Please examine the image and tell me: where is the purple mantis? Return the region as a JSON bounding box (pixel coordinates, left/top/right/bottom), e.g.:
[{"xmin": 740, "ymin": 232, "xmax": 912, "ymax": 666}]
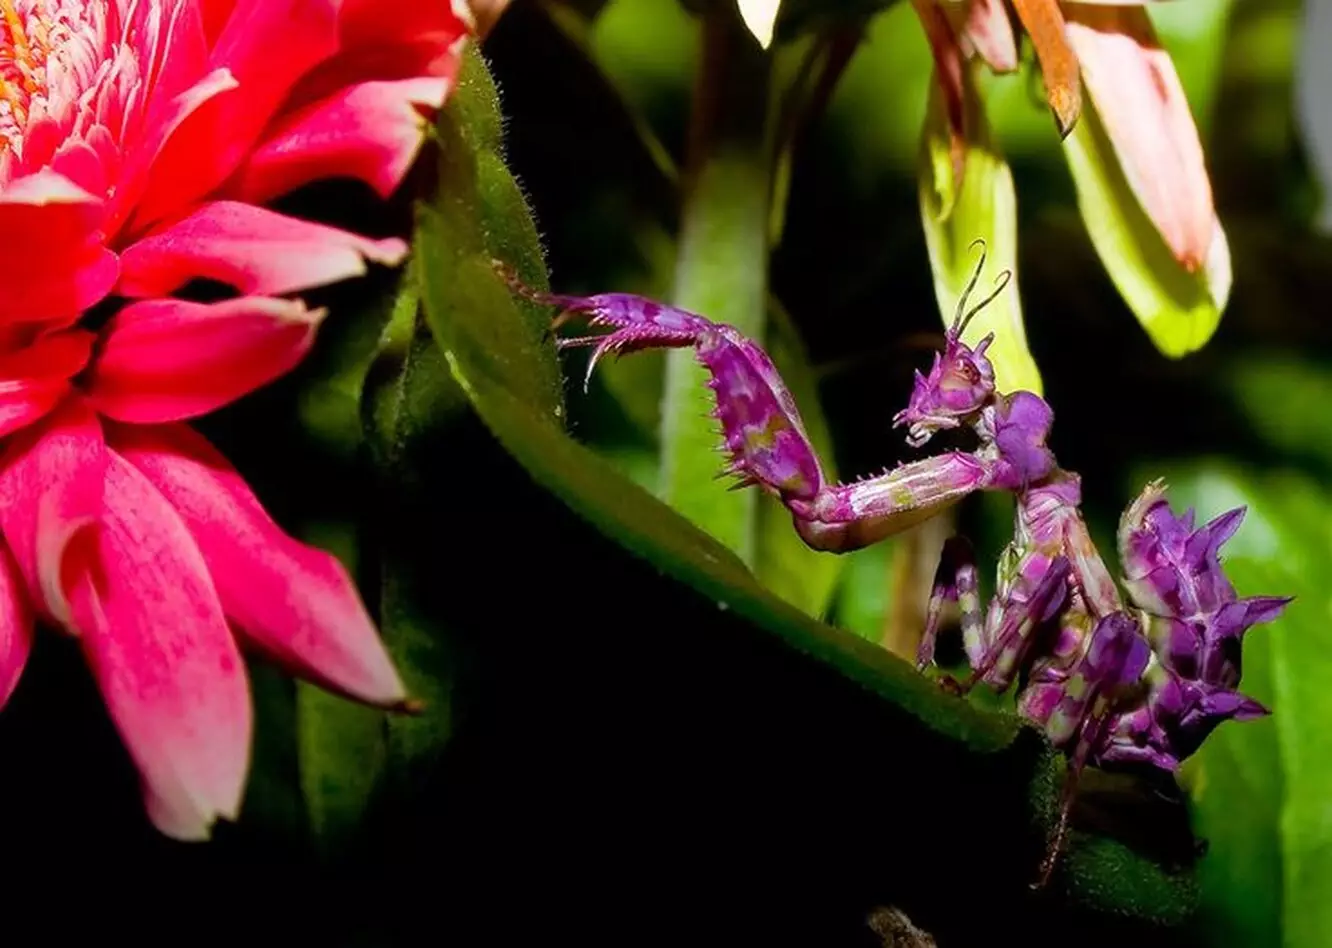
[{"xmin": 498, "ymin": 244, "xmax": 1290, "ymax": 885}]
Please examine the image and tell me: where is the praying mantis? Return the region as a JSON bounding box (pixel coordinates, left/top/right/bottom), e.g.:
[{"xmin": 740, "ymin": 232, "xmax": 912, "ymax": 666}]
[{"xmin": 498, "ymin": 244, "xmax": 1288, "ymax": 885}]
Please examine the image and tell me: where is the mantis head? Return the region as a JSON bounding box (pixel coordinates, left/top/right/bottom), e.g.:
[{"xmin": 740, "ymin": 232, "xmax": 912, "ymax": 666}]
[{"xmin": 893, "ymin": 239, "xmax": 1008, "ymax": 448}]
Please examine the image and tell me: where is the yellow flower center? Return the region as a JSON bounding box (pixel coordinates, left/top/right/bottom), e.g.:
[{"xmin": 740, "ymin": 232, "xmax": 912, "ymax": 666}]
[{"xmin": 0, "ymin": 0, "xmax": 53, "ymax": 147}]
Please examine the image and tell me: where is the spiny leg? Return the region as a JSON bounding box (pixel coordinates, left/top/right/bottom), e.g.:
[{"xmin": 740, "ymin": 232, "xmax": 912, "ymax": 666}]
[
  {"xmin": 499, "ymin": 262, "xmax": 830, "ymax": 496},
  {"xmin": 1023, "ymin": 612, "xmax": 1153, "ymax": 888},
  {"xmin": 500, "ymin": 265, "xmax": 1013, "ymax": 553},
  {"xmin": 1035, "ymin": 714, "xmax": 1099, "ymax": 889},
  {"xmin": 792, "ymin": 453, "xmax": 1001, "ymax": 554},
  {"xmin": 915, "ymin": 536, "xmax": 982, "ymax": 672}
]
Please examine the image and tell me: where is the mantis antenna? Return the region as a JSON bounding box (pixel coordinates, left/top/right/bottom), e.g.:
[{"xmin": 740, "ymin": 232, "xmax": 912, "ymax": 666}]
[{"xmin": 950, "ymin": 238, "xmax": 1013, "ymax": 337}]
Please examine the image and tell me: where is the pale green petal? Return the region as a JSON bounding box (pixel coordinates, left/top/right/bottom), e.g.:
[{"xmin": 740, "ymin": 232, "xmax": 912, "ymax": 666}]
[
  {"xmin": 917, "ymin": 65, "xmax": 1041, "ymax": 396},
  {"xmin": 1062, "ymin": 94, "xmax": 1231, "ymax": 357}
]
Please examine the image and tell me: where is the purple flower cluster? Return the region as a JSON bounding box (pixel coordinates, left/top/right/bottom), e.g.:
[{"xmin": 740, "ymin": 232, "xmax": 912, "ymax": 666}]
[{"xmin": 1098, "ymin": 481, "xmax": 1291, "ymax": 771}]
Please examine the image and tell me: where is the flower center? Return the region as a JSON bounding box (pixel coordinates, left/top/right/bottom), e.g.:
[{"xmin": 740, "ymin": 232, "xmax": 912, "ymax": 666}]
[{"xmin": 0, "ymin": 0, "xmax": 55, "ymax": 150}]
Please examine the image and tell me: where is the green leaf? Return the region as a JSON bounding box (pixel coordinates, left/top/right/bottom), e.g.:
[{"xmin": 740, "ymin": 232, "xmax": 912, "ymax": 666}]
[
  {"xmin": 296, "ymin": 261, "xmax": 420, "ymax": 459},
  {"xmin": 1139, "ymin": 463, "xmax": 1332, "ymax": 948},
  {"xmin": 293, "ymin": 517, "xmax": 391, "ymax": 851},
  {"xmin": 291, "ymin": 43, "xmax": 559, "ymax": 851},
  {"xmin": 416, "ymin": 47, "xmax": 564, "ymax": 427},
  {"xmin": 367, "ymin": 334, "xmax": 465, "ymax": 781},
  {"xmin": 240, "ymin": 663, "xmax": 307, "ymax": 845},
  {"xmin": 286, "ymin": 261, "xmax": 429, "ymax": 849},
  {"xmin": 365, "ymin": 41, "xmax": 560, "ymax": 807},
  {"xmin": 297, "ymin": 681, "xmax": 389, "ymax": 849},
  {"xmin": 1062, "ymin": 95, "xmax": 1231, "ymax": 359},
  {"xmin": 919, "ymin": 63, "xmax": 1041, "ymax": 396}
]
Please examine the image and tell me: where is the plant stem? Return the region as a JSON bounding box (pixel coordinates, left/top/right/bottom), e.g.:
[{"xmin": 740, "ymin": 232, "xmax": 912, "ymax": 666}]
[{"xmin": 659, "ymin": 7, "xmax": 774, "ymax": 566}]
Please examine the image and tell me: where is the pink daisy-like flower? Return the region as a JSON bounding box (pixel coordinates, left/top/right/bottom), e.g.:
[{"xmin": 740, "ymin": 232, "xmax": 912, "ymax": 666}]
[{"xmin": 0, "ymin": 0, "xmax": 472, "ymax": 839}]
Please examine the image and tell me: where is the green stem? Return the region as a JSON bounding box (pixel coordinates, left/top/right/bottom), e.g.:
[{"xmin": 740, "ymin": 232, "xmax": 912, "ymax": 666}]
[{"xmin": 659, "ymin": 8, "xmax": 775, "ymax": 566}]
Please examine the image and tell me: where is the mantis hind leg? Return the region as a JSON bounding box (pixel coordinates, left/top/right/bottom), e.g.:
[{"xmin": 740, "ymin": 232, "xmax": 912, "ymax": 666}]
[
  {"xmin": 952, "ymin": 550, "xmax": 1072, "ymax": 696},
  {"xmin": 915, "ymin": 536, "xmax": 983, "ymax": 671}
]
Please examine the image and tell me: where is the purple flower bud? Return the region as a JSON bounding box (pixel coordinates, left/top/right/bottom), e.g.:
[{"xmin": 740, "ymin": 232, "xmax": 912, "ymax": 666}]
[
  {"xmin": 1118, "ymin": 480, "xmax": 1292, "ymax": 686},
  {"xmin": 1099, "ymin": 665, "xmax": 1268, "ymax": 772},
  {"xmin": 1147, "ymin": 596, "xmax": 1291, "ymax": 689}
]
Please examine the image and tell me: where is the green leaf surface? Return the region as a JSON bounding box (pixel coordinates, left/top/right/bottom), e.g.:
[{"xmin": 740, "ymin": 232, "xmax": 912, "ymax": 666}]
[
  {"xmin": 1062, "ymin": 95, "xmax": 1231, "ymax": 358},
  {"xmin": 371, "ymin": 41, "xmax": 560, "ymax": 794},
  {"xmin": 296, "ymin": 262, "xmax": 419, "ymax": 460},
  {"xmin": 1140, "ymin": 462, "xmax": 1332, "ymax": 948},
  {"xmin": 293, "ymin": 517, "xmax": 389, "ymax": 850},
  {"xmin": 416, "ymin": 47, "xmax": 564, "ymax": 427},
  {"xmin": 366, "ymin": 332, "xmax": 466, "ymax": 781},
  {"xmin": 297, "ymin": 681, "xmax": 388, "ymax": 849},
  {"xmin": 292, "ymin": 44, "xmax": 558, "ymax": 850},
  {"xmin": 918, "ymin": 63, "xmax": 1041, "ymax": 396},
  {"xmin": 287, "ymin": 262, "xmax": 432, "ymax": 848}
]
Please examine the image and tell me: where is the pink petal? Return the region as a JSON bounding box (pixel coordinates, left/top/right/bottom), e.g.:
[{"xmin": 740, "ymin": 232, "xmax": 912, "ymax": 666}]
[
  {"xmin": 127, "ymin": 0, "xmax": 342, "ymax": 232},
  {"xmin": 0, "ymin": 329, "xmax": 95, "ymax": 439},
  {"xmin": 230, "ymin": 77, "xmax": 448, "ymax": 204},
  {"xmin": 957, "ymin": 0, "xmax": 1019, "ymax": 73},
  {"xmin": 108, "ymin": 67, "xmax": 241, "ymax": 242},
  {"xmin": 117, "ymin": 201, "xmax": 408, "ymax": 297},
  {"xmin": 0, "ymin": 539, "xmax": 33, "ymax": 710},
  {"xmin": 339, "ymin": 0, "xmax": 475, "ymax": 49},
  {"xmin": 137, "ymin": 0, "xmax": 212, "ymax": 107},
  {"xmin": 0, "ymin": 171, "xmax": 118, "ymax": 323},
  {"xmin": 66, "ymin": 450, "xmax": 251, "ymax": 841},
  {"xmin": 50, "ymin": 141, "xmax": 111, "ymax": 198},
  {"xmin": 279, "ymin": 0, "xmax": 469, "ymax": 113},
  {"xmin": 200, "ymin": 0, "xmax": 238, "ymax": 43},
  {"xmin": 112, "ymin": 422, "xmax": 408, "ymax": 709},
  {"xmin": 85, "ymin": 296, "xmax": 325, "ymax": 424},
  {"xmin": 17, "ymin": 116, "xmax": 71, "ymax": 176},
  {"xmin": 1064, "ymin": 5, "xmax": 1215, "ymax": 270},
  {"xmin": 0, "ymin": 400, "xmax": 106, "ymax": 628}
]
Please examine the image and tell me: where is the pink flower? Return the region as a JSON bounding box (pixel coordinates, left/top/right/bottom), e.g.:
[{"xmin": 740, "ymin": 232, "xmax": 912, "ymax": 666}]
[{"xmin": 0, "ymin": 0, "xmax": 472, "ymax": 839}]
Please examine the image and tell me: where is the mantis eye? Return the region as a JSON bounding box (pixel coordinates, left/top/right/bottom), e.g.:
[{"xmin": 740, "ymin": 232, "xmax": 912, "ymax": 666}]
[{"xmin": 941, "ymin": 360, "xmax": 980, "ymax": 390}]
